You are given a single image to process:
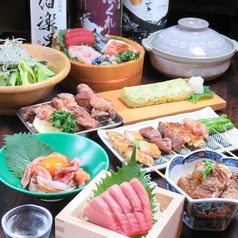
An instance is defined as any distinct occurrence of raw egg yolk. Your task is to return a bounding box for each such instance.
[41,157,67,176]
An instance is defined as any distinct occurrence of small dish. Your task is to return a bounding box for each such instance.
[0,133,109,201]
[165,149,238,231]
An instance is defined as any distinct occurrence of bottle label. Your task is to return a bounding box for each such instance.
[77,0,121,36]
[122,0,169,42]
[30,0,67,46]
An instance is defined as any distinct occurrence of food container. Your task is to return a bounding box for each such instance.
[142,17,238,80]
[165,149,238,231]
[0,44,70,115]
[55,170,185,238]
[59,36,145,94]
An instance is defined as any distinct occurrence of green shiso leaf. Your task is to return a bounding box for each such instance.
[3,133,54,178]
[186,86,215,103]
[91,147,157,238]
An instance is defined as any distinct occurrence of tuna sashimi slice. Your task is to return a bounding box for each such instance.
[129,178,153,229]
[120,181,143,211]
[83,179,152,236]
[107,184,132,213]
[83,196,124,234]
[101,190,135,237]
[132,210,149,234]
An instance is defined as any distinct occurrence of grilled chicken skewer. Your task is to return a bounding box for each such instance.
[106,131,154,166]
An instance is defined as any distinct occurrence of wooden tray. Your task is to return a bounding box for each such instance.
[98,89,226,125]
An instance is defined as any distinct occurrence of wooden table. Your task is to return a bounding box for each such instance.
[1,52,238,238]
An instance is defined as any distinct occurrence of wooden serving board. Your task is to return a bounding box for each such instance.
[98,89,226,125]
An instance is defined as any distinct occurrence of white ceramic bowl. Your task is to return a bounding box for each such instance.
[142,17,238,80]
[165,149,238,231]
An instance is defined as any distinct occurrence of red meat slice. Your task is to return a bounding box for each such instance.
[83,179,152,236]
[65,28,95,47]
[107,184,132,212]
[129,178,153,229]
[101,190,134,237]
[110,183,142,235]
[119,181,143,211]
[83,196,124,234]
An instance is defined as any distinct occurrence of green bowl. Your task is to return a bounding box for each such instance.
[0,133,109,200]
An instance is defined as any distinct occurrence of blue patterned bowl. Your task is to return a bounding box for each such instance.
[165,149,238,231]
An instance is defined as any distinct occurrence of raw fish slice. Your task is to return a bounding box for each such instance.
[104,39,138,56]
[107,184,132,213]
[129,178,153,229]
[132,211,149,234]
[83,196,124,234]
[101,190,134,237]
[68,45,101,64]
[119,182,143,211]
[109,182,150,235]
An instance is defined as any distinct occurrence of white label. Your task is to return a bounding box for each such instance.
[124,0,169,22]
[30,0,67,46]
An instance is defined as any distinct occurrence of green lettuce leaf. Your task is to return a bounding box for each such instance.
[34,63,55,82]
[18,59,36,85]
[0,71,9,86]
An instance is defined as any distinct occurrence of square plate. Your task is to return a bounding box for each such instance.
[16,102,123,137]
[98,107,238,173]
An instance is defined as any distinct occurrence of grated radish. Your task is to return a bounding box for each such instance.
[188,76,204,94]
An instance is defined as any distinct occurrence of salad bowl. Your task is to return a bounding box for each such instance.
[165,149,238,231]
[0,44,71,115]
[0,132,109,201]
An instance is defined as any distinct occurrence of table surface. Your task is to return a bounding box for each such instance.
[1,52,238,238]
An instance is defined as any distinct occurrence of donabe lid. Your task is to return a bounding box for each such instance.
[150,18,234,58]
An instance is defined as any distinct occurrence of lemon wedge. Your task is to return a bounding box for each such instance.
[32,118,62,133]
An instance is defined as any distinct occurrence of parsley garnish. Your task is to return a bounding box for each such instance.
[3,133,54,178]
[50,111,77,133]
[117,50,140,62]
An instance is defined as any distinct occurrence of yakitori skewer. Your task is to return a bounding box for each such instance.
[142,159,165,178]
[223,126,238,147]
[205,136,237,158]
[212,128,238,151]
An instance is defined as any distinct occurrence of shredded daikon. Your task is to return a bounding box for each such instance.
[0,38,39,71]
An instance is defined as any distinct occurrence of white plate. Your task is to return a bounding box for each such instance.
[98,107,238,173]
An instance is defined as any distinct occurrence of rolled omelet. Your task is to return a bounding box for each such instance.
[120,78,194,108]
